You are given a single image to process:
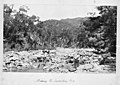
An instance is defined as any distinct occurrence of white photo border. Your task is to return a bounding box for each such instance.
[0,0,120,85]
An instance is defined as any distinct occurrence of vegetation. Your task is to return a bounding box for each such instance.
[4,4,117,57]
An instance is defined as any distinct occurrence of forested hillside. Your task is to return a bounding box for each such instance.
[4,5,117,57]
[61,17,88,27]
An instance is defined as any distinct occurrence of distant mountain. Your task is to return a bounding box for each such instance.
[42,17,89,31]
[43,19,75,30]
[60,17,89,27]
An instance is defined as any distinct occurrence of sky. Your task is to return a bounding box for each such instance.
[12,4,99,21]
[4,0,117,21]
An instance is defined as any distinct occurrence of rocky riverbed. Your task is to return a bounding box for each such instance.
[3,48,116,73]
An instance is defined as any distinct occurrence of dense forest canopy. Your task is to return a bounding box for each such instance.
[3,4,117,57]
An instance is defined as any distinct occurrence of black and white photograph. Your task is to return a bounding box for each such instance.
[3,3,117,73]
[1,0,120,85]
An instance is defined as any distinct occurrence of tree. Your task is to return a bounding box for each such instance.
[97,6,117,54]
[83,6,117,55]
[4,4,41,51]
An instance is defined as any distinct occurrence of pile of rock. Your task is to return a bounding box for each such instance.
[3,51,31,72]
[3,48,115,73]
